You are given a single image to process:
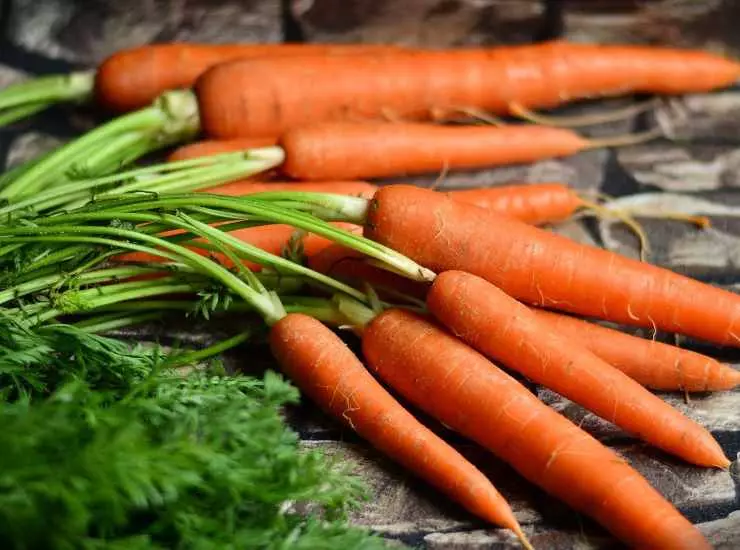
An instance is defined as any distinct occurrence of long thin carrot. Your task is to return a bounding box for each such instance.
[531,308,740,392]
[269,313,531,546]
[426,270,728,468]
[195,42,739,138]
[279,122,591,180]
[359,307,711,550]
[363,185,740,348]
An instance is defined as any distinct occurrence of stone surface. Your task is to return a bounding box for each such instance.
[0,64,28,88]
[562,0,740,56]
[698,511,740,550]
[4,131,63,168]
[291,0,544,47]
[6,0,281,65]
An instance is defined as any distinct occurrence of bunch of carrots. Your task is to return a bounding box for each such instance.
[2,37,740,550]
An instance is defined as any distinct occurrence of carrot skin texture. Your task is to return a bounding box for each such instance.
[196,42,740,139]
[426,271,728,468]
[446,183,582,225]
[362,309,711,550]
[167,137,278,162]
[531,308,740,391]
[269,313,523,532]
[364,185,740,348]
[95,42,403,113]
[279,122,589,181]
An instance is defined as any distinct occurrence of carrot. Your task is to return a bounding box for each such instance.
[279,122,591,181]
[532,308,740,392]
[167,138,278,162]
[360,308,711,550]
[269,313,531,545]
[364,185,740,348]
[114,223,355,269]
[195,42,739,138]
[444,183,582,225]
[425,270,728,468]
[95,42,405,113]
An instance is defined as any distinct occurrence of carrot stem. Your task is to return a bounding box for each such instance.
[72,310,166,333]
[0,89,200,201]
[0,102,52,127]
[1,148,283,216]
[0,71,95,128]
[53,194,434,282]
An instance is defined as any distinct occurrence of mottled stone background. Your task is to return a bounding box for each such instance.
[1,0,739,548]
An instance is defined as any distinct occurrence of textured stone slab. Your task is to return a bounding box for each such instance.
[6,0,281,65]
[698,511,740,550]
[0,64,28,88]
[291,0,544,47]
[5,131,63,168]
[562,0,740,57]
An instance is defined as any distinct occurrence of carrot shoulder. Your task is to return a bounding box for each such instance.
[269,313,527,539]
[361,308,711,550]
[279,122,590,181]
[364,185,740,348]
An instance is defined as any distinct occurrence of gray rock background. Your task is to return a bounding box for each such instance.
[1,0,739,547]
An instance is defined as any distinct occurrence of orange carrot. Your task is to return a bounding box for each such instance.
[95,42,405,113]
[269,313,530,544]
[426,270,728,468]
[364,185,740,348]
[279,122,590,180]
[532,309,740,391]
[167,138,278,162]
[113,223,355,269]
[195,42,739,138]
[361,308,711,550]
[445,183,582,225]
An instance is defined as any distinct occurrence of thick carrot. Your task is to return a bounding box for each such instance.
[532,308,740,392]
[195,42,739,138]
[269,313,530,544]
[364,185,740,348]
[279,122,590,180]
[361,308,711,550]
[167,138,278,162]
[95,42,405,113]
